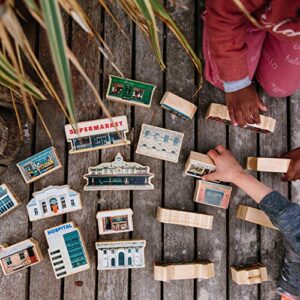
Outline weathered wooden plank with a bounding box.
[196,83,227,299]
[259,95,287,300]
[228,127,258,300]
[63,1,101,300]
[97,3,132,300]
[163,1,195,299]
[290,91,300,205]
[28,13,69,300]
[131,24,164,300]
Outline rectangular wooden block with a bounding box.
[156,207,213,230]
[205,103,276,133]
[231,263,268,285]
[0,184,20,218]
[0,238,43,275]
[17,147,61,184]
[65,115,130,154]
[96,208,133,235]
[184,151,216,179]
[154,261,215,281]
[236,205,278,230]
[160,91,197,120]
[246,157,291,173]
[106,75,156,108]
[136,124,184,163]
[96,240,146,270]
[193,180,232,209]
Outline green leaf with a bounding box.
[40,0,76,123]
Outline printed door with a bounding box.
[118,252,125,266]
[27,247,37,263]
[49,198,59,213]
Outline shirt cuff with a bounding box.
[223,76,252,93]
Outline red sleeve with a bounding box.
[206,0,265,82]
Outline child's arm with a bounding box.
[202,145,272,203]
[203,145,300,255]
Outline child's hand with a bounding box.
[202,145,245,183]
[226,85,267,127]
[281,147,300,181]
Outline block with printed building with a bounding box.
[106,75,156,108]
[246,157,291,173]
[184,151,216,179]
[156,207,213,230]
[0,238,42,275]
[231,263,269,285]
[0,184,20,218]
[193,180,232,209]
[154,261,215,281]
[205,103,276,133]
[160,92,197,120]
[45,222,90,279]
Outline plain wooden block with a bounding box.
[231,264,268,285]
[156,207,213,230]
[160,92,197,120]
[246,157,291,173]
[205,103,276,133]
[154,261,215,281]
[236,205,278,230]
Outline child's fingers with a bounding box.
[202,172,219,182]
[228,107,238,126]
[242,106,255,124]
[215,144,226,154]
[234,109,247,127]
[207,149,220,161]
[257,98,268,112]
[249,103,261,124]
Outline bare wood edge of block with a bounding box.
[156,207,213,230]
[231,264,269,285]
[205,103,276,133]
[236,205,278,230]
[0,238,43,276]
[154,261,215,281]
[246,157,291,173]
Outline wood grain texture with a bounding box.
[97,2,132,300]
[228,126,258,300]
[132,21,164,300]
[290,91,300,205]
[28,12,69,300]
[259,95,287,300]
[163,1,195,299]
[63,1,101,300]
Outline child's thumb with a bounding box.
[202,172,218,182]
[257,99,267,112]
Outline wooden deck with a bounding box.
[0,1,300,299]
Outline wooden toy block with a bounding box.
[65,115,130,154]
[0,238,43,275]
[83,152,154,191]
[0,184,20,218]
[96,208,133,235]
[17,147,61,184]
[96,240,146,270]
[236,205,278,230]
[193,180,232,209]
[160,92,197,120]
[156,207,213,230]
[27,185,82,221]
[184,151,216,179]
[136,124,184,163]
[154,261,215,281]
[231,263,269,285]
[246,157,291,173]
[45,222,90,279]
[106,75,156,108]
[205,103,276,133]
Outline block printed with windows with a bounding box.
[0,184,19,218]
[96,208,133,235]
[84,153,154,191]
[65,115,130,154]
[136,124,184,163]
[27,185,82,221]
[45,222,90,279]
[96,240,146,270]
[0,238,43,275]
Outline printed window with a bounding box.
[103,250,107,254]
[70,199,75,207]
[163,135,169,143]
[19,252,25,260]
[42,202,47,213]
[61,198,66,209]
[128,249,131,253]
[34,208,38,215]
[6,257,12,265]
[173,137,179,145]
[135,248,139,253]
